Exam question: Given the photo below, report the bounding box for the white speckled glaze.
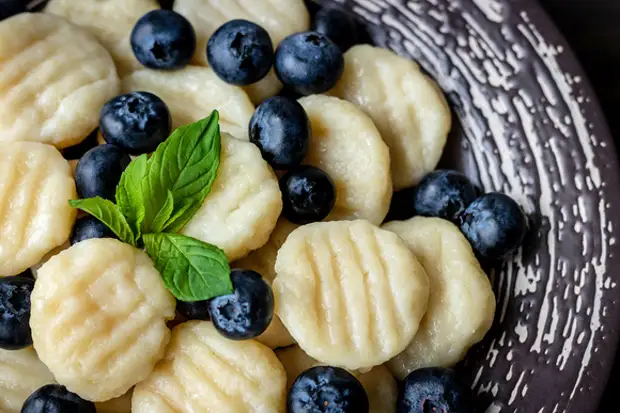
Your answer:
[314,0,620,412]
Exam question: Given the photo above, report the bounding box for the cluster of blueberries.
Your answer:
[0,1,503,412]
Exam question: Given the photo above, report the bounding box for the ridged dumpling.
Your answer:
[0,142,76,277]
[0,13,120,148]
[0,347,56,413]
[276,346,397,413]
[45,0,159,75]
[299,95,392,225]
[234,219,298,349]
[31,238,176,401]
[121,66,255,139]
[182,133,282,262]
[382,217,496,379]
[132,321,287,413]
[329,45,451,190]
[95,390,133,413]
[273,220,430,371]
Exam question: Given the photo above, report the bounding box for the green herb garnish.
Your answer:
[70,111,232,301]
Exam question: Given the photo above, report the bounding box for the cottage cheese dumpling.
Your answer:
[0,142,76,277]
[0,347,56,413]
[173,0,310,103]
[0,13,120,148]
[31,239,176,401]
[182,133,282,262]
[330,45,451,190]
[234,219,298,349]
[122,67,255,139]
[95,390,133,413]
[273,220,430,371]
[132,321,287,413]
[276,346,397,413]
[45,0,159,75]
[299,95,392,225]
[382,217,496,379]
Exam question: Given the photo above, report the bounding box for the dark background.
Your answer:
[538,0,618,410]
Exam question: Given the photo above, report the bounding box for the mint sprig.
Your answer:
[70,111,232,302]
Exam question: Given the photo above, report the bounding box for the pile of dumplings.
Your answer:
[0,0,497,412]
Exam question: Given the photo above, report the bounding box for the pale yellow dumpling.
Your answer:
[132,321,287,413]
[122,66,255,139]
[383,217,496,379]
[0,142,76,277]
[182,133,282,262]
[330,45,451,190]
[31,239,176,401]
[299,95,392,225]
[0,347,56,413]
[274,220,430,371]
[45,0,159,75]
[95,390,133,413]
[276,346,397,413]
[0,13,120,148]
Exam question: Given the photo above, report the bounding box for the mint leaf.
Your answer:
[116,154,148,238]
[141,112,221,234]
[69,198,135,245]
[143,233,232,301]
[151,190,174,233]
[161,200,196,233]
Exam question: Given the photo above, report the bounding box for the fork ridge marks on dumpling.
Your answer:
[299,95,392,225]
[0,13,120,149]
[132,321,287,413]
[0,142,76,277]
[0,347,56,413]
[31,238,176,402]
[45,0,159,75]
[121,66,255,140]
[182,133,283,262]
[273,220,430,371]
[329,45,452,190]
[382,217,497,379]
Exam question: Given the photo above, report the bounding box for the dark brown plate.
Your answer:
[315,0,620,412]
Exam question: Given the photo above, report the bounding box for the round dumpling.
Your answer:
[234,218,298,349]
[30,242,70,279]
[31,238,176,401]
[132,321,287,413]
[0,142,76,277]
[382,217,496,379]
[273,220,430,371]
[45,0,159,75]
[299,95,392,225]
[276,345,397,413]
[182,133,282,262]
[0,13,120,148]
[329,45,451,190]
[122,66,255,139]
[95,390,133,413]
[173,0,310,104]
[0,347,56,413]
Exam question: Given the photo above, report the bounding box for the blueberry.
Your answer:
[21,384,96,413]
[398,367,473,413]
[385,187,417,222]
[460,193,527,260]
[312,7,358,52]
[0,276,34,350]
[288,366,369,413]
[275,32,344,96]
[131,10,196,70]
[207,20,274,86]
[176,300,210,321]
[100,92,172,155]
[62,129,100,161]
[0,0,25,21]
[75,145,131,201]
[70,216,117,245]
[280,166,336,225]
[413,170,478,223]
[208,269,274,340]
[249,97,311,169]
